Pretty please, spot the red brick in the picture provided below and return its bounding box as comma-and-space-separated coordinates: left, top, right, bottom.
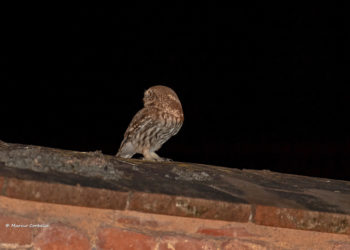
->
128, 192, 251, 222
33, 225, 90, 250
98, 228, 157, 250
0, 176, 5, 193
127, 192, 175, 214
5, 177, 128, 210
196, 227, 254, 237
159, 236, 218, 250
117, 216, 158, 228
221, 239, 269, 250
254, 205, 350, 234
332, 242, 350, 250
0, 215, 39, 245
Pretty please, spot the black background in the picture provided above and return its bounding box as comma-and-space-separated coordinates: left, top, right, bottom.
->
1, 4, 350, 181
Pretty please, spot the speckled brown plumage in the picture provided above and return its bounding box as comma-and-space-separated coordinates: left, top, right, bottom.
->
116, 85, 184, 161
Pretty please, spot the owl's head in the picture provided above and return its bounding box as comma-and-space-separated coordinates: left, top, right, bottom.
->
143, 85, 181, 108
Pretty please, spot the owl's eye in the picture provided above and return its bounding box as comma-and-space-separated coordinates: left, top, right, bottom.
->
145, 90, 154, 99
143, 90, 155, 106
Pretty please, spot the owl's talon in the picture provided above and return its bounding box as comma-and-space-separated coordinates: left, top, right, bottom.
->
154, 157, 173, 162
161, 157, 173, 162
141, 156, 172, 162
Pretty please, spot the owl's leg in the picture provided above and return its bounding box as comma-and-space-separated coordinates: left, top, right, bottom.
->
142, 150, 172, 162
151, 152, 173, 162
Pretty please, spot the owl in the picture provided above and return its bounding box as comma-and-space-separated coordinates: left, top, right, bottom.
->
116, 85, 184, 161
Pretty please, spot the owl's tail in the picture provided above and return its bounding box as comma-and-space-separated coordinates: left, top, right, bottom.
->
116, 141, 135, 158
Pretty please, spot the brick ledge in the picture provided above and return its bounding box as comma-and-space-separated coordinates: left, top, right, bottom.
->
0, 140, 349, 235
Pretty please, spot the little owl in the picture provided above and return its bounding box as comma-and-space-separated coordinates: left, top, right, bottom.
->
116, 85, 184, 161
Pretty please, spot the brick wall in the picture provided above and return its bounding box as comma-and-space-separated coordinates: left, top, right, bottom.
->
1, 195, 350, 250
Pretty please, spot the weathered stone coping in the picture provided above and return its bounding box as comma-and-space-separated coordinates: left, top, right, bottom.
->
0, 140, 349, 235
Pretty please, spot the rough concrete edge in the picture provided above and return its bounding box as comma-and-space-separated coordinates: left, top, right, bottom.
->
0, 176, 251, 223
253, 204, 350, 235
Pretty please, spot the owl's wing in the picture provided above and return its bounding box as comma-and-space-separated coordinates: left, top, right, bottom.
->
117, 108, 158, 157
123, 108, 158, 140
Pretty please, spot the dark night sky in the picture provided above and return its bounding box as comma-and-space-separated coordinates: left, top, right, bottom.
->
1, 4, 350, 181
